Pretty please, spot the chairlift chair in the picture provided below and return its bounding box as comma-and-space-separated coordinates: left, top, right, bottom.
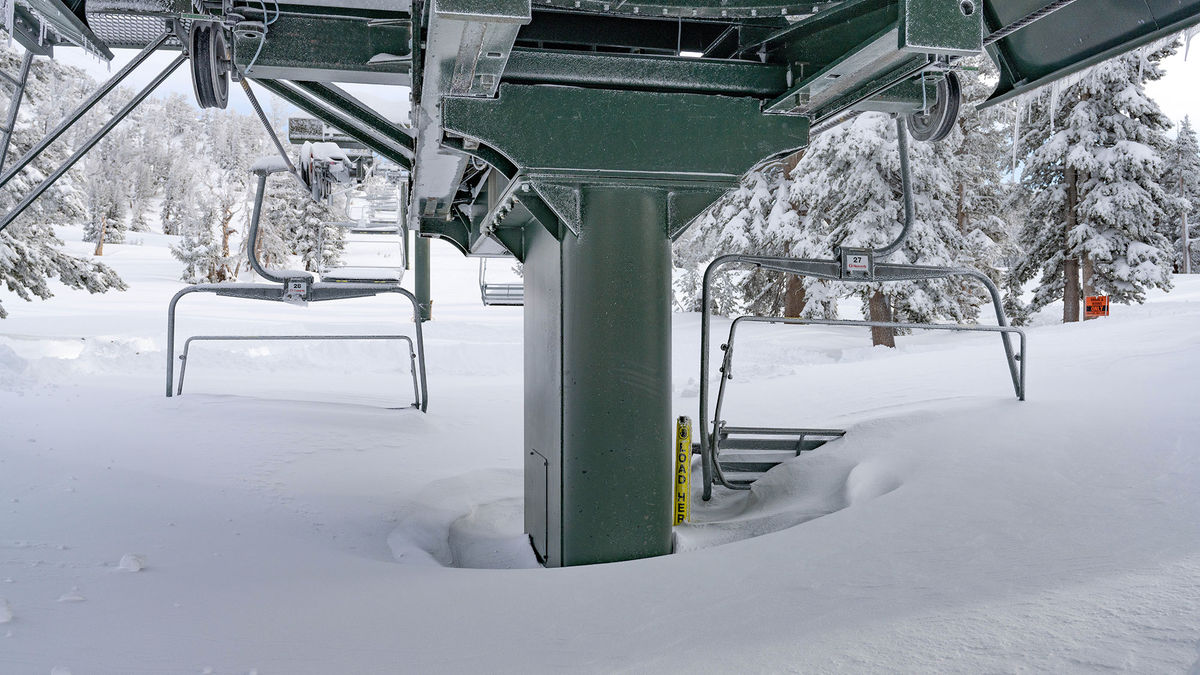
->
696, 118, 1026, 500
478, 256, 524, 307
165, 158, 428, 410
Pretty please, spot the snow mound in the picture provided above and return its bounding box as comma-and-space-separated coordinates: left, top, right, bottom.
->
676, 448, 903, 552
117, 553, 145, 572
387, 470, 539, 569
0, 344, 29, 388
250, 155, 290, 174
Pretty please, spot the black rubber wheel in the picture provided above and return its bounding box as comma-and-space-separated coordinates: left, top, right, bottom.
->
906, 71, 961, 143
189, 23, 230, 110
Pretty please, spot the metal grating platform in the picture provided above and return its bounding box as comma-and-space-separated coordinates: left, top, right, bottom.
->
85, 0, 184, 49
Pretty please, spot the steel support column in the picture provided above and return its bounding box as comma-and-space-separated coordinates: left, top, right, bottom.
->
414, 235, 431, 321
525, 185, 672, 567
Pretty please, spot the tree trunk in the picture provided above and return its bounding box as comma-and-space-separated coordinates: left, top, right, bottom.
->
219, 207, 235, 282
868, 290, 895, 347
1063, 166, 1080, 323
92, 216, 107, 256
784, 275, 806, 317
956, 182, 968, 233
1063, 257, 1081, 322
1081, 256, 1097, 321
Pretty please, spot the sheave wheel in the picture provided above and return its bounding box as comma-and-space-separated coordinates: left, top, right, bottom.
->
906, 71, 961, 143
190, 22, 230, 110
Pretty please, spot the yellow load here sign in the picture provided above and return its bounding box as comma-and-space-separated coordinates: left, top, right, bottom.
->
675, 416, 692, 526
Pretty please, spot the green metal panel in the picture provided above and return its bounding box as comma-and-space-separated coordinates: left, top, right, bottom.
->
414, 236, 432, 321
442, 84, 808, 180
523, 221, 562, 564
234, 15, 411, 84
984, 0, 1200, 106
525, 186, 673, 568
502, 48, 789, 98
899, 0, 981, 56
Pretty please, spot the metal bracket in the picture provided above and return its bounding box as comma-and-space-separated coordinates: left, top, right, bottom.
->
283, 278, 311, 304
839, 247, 874, 279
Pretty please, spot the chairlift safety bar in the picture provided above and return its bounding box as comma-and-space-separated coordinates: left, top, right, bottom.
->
174, 334, 423, 409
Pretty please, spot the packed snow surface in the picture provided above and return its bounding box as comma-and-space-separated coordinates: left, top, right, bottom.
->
3, 226, 1200, 673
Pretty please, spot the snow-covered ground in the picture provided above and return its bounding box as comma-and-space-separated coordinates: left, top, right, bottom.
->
3, 227, 1200, 673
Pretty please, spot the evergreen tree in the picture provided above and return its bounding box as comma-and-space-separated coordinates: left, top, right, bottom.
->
1014, 44, 1179, 321
948, 59, 1015, 277
289, 196, 344, 273
672, 167, 776, 314
790, 112, 979, 345
81, 133, 129, 254
1163, 116, 1200, 272
0, 46, 124, 317
170, 198, 222, 283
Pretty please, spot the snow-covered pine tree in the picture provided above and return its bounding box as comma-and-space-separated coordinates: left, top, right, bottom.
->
0, 46, 125, 318
757, 151, 841, 319
82, 132, 130, 254
948, 59, 1016, 277
672, 167, 776, 314
160, 154, 197, 236
1014, 44, 1179, 322
170, 194, 223, 283
249, 173, 300, 273
790, 112, 978, 346
289, 195, 343, 272
1163, 115, 1200, 272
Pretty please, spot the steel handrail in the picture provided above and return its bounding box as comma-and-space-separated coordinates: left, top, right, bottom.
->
699, 254, 1022, 499
176, 334, 421, 408
166, 282, 428, 411
707, 316, 1026, 492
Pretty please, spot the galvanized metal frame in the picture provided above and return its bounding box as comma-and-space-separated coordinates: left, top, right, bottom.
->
165, 282, 429, 411
250, 78, 414, 170
0, 51, 34, 172
477, 257, 523, 306
698, 253, 1024, 500
165, 162, 429, 410
705, 315, 1027, 494
174, 334, 423, 408
0, 49, 184, 233
0, 31, 170, 193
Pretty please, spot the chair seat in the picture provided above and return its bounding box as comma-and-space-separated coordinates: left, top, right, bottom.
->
321, 267, 403, 283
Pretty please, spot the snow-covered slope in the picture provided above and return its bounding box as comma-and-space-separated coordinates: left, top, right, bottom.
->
2, 227, 1200, 673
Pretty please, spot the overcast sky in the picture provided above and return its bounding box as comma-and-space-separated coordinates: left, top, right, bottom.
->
53, 40, 1200, 138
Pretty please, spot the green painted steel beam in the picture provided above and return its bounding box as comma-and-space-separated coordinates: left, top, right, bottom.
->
755, 0, 898, 71
526, 0, 836, 20
514, 11, 778, 54
419, 215, 472, 254
414, 235, 432, 321
251, 79, 412, 170
983, 0, 1200, 106
524, 185, 673, 567
442, 84, 808, 181
234, 14, 411, 85
503, 48, 788, 98
291, 81, 414, 153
